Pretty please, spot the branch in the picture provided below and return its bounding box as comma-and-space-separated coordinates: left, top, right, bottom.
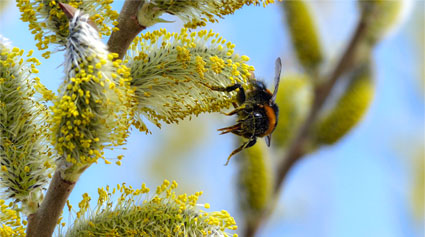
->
26, 171, 76, 237
242, 12, 372, 237
244, 219, 264, 237
107, 0, 145, 60
273, 13, 370, 195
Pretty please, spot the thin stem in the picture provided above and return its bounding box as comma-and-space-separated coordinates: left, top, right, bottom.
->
244, 219, 263, 237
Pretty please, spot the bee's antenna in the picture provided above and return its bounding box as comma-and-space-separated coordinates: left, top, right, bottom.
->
270, 57, 282, 104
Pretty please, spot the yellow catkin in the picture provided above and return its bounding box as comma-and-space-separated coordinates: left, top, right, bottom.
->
358, 0, 407, 45
273, 74, 313, 149
50, 11, 133, 176
128, 28, 253, 127
238, 140, 273, 222
282, 0, 323, 72
314, 62, 374, 145
0, 41, 54, 214
16, 0, 119, 58
0, 200, 26, 235
65, 181, 237, 236
411, 146, 424, 220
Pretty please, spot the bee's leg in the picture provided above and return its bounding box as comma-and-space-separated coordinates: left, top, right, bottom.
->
246, 137, 258, 149
201, 82, 246, 104
202, 82, 241, 92
235, 86, 246, 104
224, 137, 257, 166
217, 123, 241, 135
230, 130, 243, 136
222, 105, 247, 116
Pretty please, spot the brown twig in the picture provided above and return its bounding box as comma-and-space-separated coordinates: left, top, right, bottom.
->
107, 0, 146, 60
243, 12, 372, 237
25, 1, 146, 236
26, 171, 76, 237
243, 218, 265, 237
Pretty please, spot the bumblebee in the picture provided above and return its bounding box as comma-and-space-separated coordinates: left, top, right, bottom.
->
207, 58, 282, 165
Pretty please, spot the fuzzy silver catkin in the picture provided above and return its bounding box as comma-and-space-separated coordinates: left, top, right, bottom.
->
64, 12, 109, 78
51, 11, 132, 176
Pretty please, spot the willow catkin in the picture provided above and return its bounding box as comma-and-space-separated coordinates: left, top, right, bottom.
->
273, 74, 313, 149
0, 37, 54, 214
66, 181, 237, 236
314, 62, 374, 145
127, 28, 254, 128
50, 11, 133, 178
282, 0, 324, 72
238, 141, 273, 223
358, 0, 412, 45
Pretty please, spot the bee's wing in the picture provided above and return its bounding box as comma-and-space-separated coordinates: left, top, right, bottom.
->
265, 134, 272, 147
270, 57, 282, 104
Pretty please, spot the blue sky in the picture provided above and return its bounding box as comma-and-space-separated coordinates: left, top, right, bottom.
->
1, 1, 423, 236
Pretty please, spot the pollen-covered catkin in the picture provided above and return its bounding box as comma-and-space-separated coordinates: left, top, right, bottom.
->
127, 28, 254, 128
0, 199, 26, 236
50, 11, 132, 176
65, 181, 237, 236
313, 62, 374, 145
0, 37, 54, 214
